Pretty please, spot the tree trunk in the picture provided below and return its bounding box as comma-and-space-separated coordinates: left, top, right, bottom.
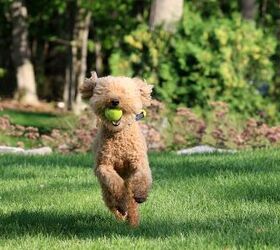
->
64, 1, 91, 114
9, 0, 38, 104
95, 41, 104, 76
259, 0, 268, 24
241, 0, 257, 20
276, 18, 280, 98
149, 0, 184, 32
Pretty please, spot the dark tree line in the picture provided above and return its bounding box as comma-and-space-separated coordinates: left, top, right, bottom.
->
0, 0, 279, 112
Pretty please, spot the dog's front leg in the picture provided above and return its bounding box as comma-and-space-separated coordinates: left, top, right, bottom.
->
95, 164, 125, 201
124, 182, 139, 227
129, 157, 152, 204
124, 157, 152, 227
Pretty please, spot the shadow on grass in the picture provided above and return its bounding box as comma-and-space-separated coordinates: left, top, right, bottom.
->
218, 182, 280, 203
3, 152, 280, 177
0, 154, 93, 169
0, 210, 280, 247
152, 154, 280, 180
0, 181, 98, 203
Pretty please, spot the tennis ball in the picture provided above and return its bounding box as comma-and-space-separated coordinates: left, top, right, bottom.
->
104, 108, 123, 121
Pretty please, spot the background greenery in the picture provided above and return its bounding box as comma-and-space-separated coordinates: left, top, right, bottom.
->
0, 0, 279, 118
0, 0, 280, 151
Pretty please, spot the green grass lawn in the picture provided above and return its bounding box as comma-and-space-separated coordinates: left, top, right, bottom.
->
1, 150, 280, 249
0, 109, 77, 148
0, 109, 76, 133
0, 133, 39, 148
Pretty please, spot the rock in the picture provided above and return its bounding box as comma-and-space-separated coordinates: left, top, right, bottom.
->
177, 145, 237, 155
58, 144, 70, 153
24, 147, 53, 155
0, 146, 52, 155
0, 146, 25, 154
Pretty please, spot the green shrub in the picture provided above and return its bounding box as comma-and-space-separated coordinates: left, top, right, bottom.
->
0, 68, 6, 78
109, 4, 277, 117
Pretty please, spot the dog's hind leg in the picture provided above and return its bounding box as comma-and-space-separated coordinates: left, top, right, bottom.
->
102, 180, 139, 226
100, 183, 127, 221
96, 165, 129, 219
124, 182, 139, 227
127, 198, 139, 227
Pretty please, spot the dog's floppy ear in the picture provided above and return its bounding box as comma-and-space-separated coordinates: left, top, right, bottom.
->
134, 78, 153, 107
80, 71, 98, 99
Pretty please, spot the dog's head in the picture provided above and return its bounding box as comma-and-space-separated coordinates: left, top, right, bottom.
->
80, 72, 153, 132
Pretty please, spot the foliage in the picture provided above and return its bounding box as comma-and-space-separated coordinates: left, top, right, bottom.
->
0, 0, 151, 99
0, 68, 6, 78
109, 24, 171, 100
89, 0, 151, 52
173, 107, 206, 147
0, 103, 164, 152
2, 100, 280, 152
140, 100, 167, 150
263, 1, 280, 105
41, 113, 98, 153
188, 0, 238, 17
0, 0, 280, 151
0, 0, 279, 118
110, 4, 277, 117
170, 102, 280, 150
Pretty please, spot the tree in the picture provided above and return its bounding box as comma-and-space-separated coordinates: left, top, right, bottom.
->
64, 0, 91, 113
241, 0, 257, 20
149, 0, 184, 32
9, 0, 38, 104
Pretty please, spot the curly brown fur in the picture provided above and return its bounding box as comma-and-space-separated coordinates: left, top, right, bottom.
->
80, 72, 153, 227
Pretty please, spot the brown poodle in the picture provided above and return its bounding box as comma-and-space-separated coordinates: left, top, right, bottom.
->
80, 72, 153, 227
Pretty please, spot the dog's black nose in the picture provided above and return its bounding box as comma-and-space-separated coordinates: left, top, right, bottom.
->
111, 99, 119, 107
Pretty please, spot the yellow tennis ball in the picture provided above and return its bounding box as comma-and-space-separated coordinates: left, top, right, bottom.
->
104, 108, 123, 121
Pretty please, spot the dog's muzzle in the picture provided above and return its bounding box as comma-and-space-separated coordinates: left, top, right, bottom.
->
112, 120, 121, 126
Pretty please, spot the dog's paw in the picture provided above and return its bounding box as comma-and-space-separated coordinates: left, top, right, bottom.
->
134, 196, 147, 204
116, 206, 127, 215
113, 207, 127, 221
115, 211, 128, 221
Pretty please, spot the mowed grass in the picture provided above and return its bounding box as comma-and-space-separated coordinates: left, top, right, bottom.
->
1, 150, 280, 249
0, 109, 76, 133
0, 109, 77, 148
0, 133, 39, 148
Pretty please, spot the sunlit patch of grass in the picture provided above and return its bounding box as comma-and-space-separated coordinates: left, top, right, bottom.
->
0, 109, 78, 148
0, 109, 77, 133
0, 133, 40, 148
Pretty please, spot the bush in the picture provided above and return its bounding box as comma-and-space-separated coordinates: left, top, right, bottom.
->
109, 4, 277, 117
1, 101, 280, 152
169, 102, 280, 150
